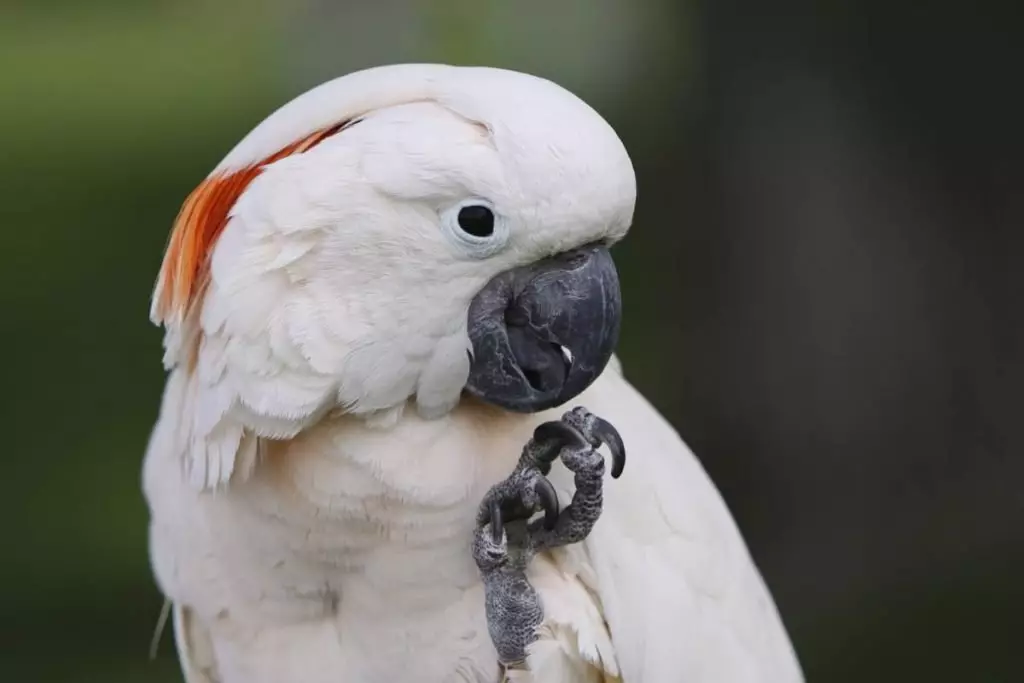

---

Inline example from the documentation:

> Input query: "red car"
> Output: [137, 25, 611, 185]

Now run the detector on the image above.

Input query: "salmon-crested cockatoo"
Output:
[143, 63, 804, 683]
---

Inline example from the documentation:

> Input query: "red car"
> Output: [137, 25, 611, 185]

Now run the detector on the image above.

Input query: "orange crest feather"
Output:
[152, 122, 348, 324]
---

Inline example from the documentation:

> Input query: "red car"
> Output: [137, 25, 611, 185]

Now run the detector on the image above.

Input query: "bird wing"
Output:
[547, 364, 805, 682]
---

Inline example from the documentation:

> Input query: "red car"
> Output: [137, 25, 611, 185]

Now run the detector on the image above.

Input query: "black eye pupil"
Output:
[457, 205, 495, 238]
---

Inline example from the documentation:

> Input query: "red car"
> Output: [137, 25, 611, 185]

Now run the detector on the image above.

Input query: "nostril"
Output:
[557, 249, 589, 269]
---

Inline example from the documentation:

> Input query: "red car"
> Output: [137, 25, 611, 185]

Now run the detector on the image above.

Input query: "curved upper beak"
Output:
[464, 243, 622, 413]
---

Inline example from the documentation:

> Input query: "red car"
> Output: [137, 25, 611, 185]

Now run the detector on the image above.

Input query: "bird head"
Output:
[152, 64, 635, 433]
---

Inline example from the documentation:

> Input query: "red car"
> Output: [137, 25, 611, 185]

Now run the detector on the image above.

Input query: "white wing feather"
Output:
[555, 365, 805, 683]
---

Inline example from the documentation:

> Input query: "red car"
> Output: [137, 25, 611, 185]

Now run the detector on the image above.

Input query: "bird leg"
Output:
[472, 406, 626, 667]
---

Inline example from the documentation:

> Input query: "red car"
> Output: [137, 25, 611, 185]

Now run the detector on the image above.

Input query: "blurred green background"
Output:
[2, 0, 1020, 681]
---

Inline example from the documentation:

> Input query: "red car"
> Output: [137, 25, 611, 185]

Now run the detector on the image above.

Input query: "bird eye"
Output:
[440, 198, 508, 258]
[457, 205, 495, 238]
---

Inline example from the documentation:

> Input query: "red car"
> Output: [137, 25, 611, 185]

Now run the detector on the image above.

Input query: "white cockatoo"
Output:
[143, 63, 804, 683]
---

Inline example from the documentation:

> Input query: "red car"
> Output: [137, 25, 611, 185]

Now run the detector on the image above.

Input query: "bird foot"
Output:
[472, 406, 625, 666]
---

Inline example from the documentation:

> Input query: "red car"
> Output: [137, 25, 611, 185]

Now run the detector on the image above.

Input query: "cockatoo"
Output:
[143, 63, 804, 683]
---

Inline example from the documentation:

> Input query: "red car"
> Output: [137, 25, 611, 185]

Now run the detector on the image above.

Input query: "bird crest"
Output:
[150, 121, 349, 327]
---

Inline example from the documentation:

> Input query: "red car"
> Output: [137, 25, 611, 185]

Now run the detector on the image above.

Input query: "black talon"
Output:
[592, 417, 626, 479]
[490, 500, 503, 544]
[532, 421, 590, 467]
[535, 476, 560, 530]
[475, 409, 619, 668]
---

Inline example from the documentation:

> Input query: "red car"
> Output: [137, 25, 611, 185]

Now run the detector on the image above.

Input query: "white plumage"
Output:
[143, 63, 804, 682]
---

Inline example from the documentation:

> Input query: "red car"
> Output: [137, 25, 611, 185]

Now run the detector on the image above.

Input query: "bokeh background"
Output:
[2, 0, 1020, 681]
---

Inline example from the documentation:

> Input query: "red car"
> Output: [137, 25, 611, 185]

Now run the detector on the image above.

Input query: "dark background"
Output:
[2, 1, 1020, 681]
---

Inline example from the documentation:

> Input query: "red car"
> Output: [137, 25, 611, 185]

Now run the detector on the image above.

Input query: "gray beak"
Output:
[464, 243, 622, 413]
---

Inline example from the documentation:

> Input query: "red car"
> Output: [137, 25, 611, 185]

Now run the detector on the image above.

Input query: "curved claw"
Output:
[534, 475, 560, 530]
[487, 476, 560, 537]
[532, 421, 590, 466]
[592, 417, 626, 479]
[490, 500, 503, 544]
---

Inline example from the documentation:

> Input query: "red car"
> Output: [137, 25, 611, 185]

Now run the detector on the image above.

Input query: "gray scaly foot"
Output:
[472, 406, 626, 667]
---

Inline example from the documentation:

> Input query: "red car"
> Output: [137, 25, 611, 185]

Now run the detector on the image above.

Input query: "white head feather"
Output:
[150, 63, 636, 488]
